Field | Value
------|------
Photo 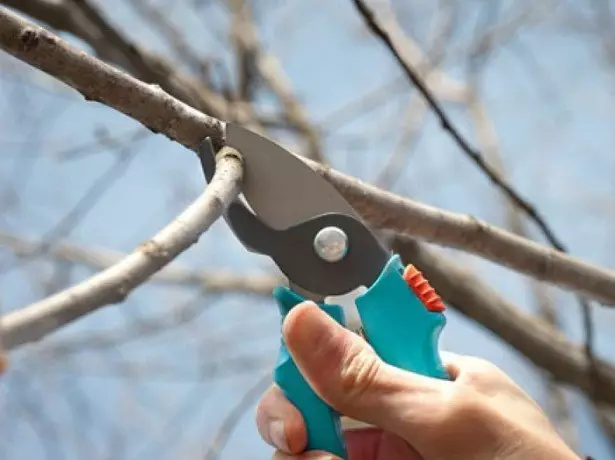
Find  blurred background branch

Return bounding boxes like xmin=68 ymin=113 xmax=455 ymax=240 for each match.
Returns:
xmin=1 ymin=1 xmax=615 ymax=459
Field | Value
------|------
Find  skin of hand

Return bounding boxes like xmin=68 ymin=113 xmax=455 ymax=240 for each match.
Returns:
xmin=255 ymin=301 xmax=581 ymax=460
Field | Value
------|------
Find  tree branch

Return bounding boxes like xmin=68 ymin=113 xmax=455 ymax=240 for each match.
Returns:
xmin=228 ymin=0 xmax=325 ymax=162
xmin=373 ymin=95 xmax=426 ymax=188
xmin=307 ymin=161 xmax=615 ymax=306
xmin=350 ymin=0 xmax=567 ymax=252
xmin=596 ymin=404 xmax=615 ymax=454
xmin=468 ymin=92 xmax=579 ymax=450
xmin=373 ymin=1 xmax=454 ymax=188
xmin=2 ymin=6 xmax=615 ymax=308
xmin=203 ymin=372 xmax=271 ymax=460
xmin=0 ymin=148 xmax=244 ymax=350
xmin=388 ymin=234 xmax=615 ymax=406
xmin=0 ymin=3 xmax=224 ymax=149
xmin=125 ymin=0 xmax=208 ymax=76
xmin=1 ymin=0 xmax=235 ymax=124
xmin=0 ymin=230 xmax=280 ymax=294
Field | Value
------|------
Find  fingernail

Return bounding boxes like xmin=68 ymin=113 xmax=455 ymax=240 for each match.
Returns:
xmin=268 ymin=419 xmax=289 ymax=452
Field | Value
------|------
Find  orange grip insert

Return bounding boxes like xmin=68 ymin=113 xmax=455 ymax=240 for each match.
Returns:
xmin=402 ymin=265 xmax=446 ymax=312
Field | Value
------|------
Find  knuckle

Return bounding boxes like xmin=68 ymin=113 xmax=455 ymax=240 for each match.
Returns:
xmin=337 ymin=343 xmax=381 ymax=403
xmin=255 ymin=387 xmax=276 ymax=420
xmin=462 ymin=357 xmax=503 ymax=382
xmin=436 ymin=384 xmax=487 ymax=426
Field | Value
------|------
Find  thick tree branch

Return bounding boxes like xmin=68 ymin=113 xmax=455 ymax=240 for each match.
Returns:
xmin=2 ymin=7 xmax=615 ymax=307
xmin=0 ymin=149 xmax=244 ymax=350
xmin=308 ymin=162 xmax=615 ymax=306
xmin=468 ymin=93 xmax=580 ymax=449
xmin=2 ymin=0 xmax=270 ymax=145
xmin=596 ymin=405 xmax=615 ymax=453
xmin=350 ymin=0 xmax=567 ymax=252
xmin=1 ymin=0 xmax=234 ymax=121
xmin=0 ymin=3 xmax=224 ymax=149
xmin=6 ymin=224 xmax=615 ymax=411
xmin=389 ymin=234 xmax=615 ymax=406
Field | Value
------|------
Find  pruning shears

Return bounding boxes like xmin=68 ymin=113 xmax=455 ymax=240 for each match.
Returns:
xmin=199 ymin=123 xmax=449 ymax=458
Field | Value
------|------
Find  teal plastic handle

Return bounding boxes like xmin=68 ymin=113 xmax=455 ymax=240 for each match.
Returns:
xmin=272 ymin=254 xmax=448 ymax=459
xmin=355 ymin=254 xmax=449 ymax=379
xmin=273 ymin=286 xmax=347 ymax=458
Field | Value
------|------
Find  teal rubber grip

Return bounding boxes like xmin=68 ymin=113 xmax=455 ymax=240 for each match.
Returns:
xmin=355 ymin=254 xmax=449 ymax=379
xmin=272 ymin=254 xmax=448 ymax=459
xmin=273 ymin=286 xmax=347 ymax=458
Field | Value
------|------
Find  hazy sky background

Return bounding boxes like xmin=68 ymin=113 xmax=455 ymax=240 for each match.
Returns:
xmin=1 ymin=1 xmax=615 ymax=459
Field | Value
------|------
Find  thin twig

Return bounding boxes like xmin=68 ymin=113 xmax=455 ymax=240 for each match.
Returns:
xmin=203 ymin=372 xmax=271 ymax=460
xmin=350 ymin=0 xmax=567 ymax=251
xmin=0 ymin=229 xmax=281 ymax=292
xmin=38 ymin=354 xmax=271 ymax=382
xmin=125 ymin=0 xmax=208 ymax=74
xmin=228 ymin=0 xmax=325 ymax=162
xmin=0 ymin=148 xmax=244 ymax=349
xmin=373 ymin=95 xmax=426 ymax=188
xmin=373 ymin=0 xmax=456 ymax=187
xmin=55 ymin=126 xmax=148 ymax=161
xmin=0 ymin=145 xmax=140 ymax=274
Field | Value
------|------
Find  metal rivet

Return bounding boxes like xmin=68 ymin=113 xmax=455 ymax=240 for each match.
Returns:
xmin=313 ymin=226 xmax=348 ymax=262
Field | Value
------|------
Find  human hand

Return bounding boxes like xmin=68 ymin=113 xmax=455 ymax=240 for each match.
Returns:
xmin=255 ymin=301 xmax=580 ymax=460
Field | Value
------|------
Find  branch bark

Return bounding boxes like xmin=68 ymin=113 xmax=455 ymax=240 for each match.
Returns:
xmin=0 ymin=148 xmax=244 ymax=350
xmin=1 ymin=6 xmax=615 ymax=307
xmin=1 ymin=0 xmax=235 ymax=123
xmin=350 ymin=0 xmax=567 ymax=252
xmin=468 ymin=92 xmax=579 ymax=450
xmin=0 ymin=3 xmax=225 ymax=148
xmin=307 ymin=161 xmax=615 ymax=306
xmin=388 ymin=234 xmax=615 ymax=406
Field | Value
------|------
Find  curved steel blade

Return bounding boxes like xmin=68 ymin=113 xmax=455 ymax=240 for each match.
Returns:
xmin=225 ymin=122 xmax=361 ymax=230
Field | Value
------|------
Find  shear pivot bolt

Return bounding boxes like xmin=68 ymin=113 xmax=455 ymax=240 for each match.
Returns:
xmin=313 ymin=226 xmax=348 ymax=263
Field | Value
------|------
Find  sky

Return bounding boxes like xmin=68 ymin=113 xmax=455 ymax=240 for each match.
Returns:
xmin=1 ymin=0 xmax=615 ymax=459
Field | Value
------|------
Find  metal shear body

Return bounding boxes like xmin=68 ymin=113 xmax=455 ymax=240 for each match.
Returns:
xmin=199 ymin=123 xmax=448 ymax=459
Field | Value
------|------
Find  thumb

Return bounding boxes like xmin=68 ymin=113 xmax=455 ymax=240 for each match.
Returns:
xmin=282 ymin=301 xmax=443 ymax=436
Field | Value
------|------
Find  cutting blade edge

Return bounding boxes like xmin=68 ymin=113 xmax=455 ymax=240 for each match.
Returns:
xmin=225 ymin=123 xmax=361 ymax=230
xmin=288 ymin=281 xmax=325 ymax=304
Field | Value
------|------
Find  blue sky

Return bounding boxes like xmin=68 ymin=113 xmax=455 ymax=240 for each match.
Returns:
xmin=1 ymin=0 xmax=615 ymax=458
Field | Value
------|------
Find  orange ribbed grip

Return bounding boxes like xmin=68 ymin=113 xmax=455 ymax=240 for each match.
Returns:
xmin=402 ymin=265 xmax=446 ymax=312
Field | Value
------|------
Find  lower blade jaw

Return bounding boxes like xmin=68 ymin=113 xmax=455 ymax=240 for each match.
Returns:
xmin=288 ymin=281 xmax=326 ymax=304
